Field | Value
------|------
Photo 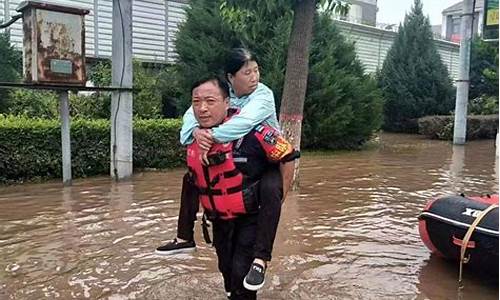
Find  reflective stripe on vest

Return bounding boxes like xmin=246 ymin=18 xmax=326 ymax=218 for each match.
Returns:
xmin=187 ymin=141 xmax=245 ymax=220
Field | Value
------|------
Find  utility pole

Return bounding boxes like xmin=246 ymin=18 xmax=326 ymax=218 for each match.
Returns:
xmin=453 ymin=0 xmax=474 ymax=145
xmin=110 ymin=0 xmax=133 ymax=179
xmin=59 ymin=91 xmax=72 ymax=186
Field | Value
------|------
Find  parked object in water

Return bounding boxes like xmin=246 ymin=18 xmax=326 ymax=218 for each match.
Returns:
xmin=418 ymin=194 xmax=499 ymax=275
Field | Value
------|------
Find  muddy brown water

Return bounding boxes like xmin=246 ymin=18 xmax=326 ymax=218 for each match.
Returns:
xmin=0 ymin=133 xmax=498 ymax=299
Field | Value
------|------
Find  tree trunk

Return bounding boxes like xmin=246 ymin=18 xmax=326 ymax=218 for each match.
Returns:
xmin=279 ymin=0 xmax=316 ymax=189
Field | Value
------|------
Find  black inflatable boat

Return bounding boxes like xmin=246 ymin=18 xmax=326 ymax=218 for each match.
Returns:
xmin=418 ymin=194 xmax=499 ymax=274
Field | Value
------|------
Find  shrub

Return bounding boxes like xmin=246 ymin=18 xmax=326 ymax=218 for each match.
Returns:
xmin=133 ymin=62 xmax=163 ymax=119
xmin=469 ymin=38 xmax=499 ymax=115
xmin=6 ymin=89 xmax=59 ymax=118
xmin=86 ymin=60 xmax=167 ymax=119
xmin=470 ymin=38 xmax=498 ymax=100
xmin=469 ymin=95 xmax=499 ymax=115
xmin=418 ymin=115 xmax=498 ymax=140
xmin=133 ymin=118 xmax=185 ymax=169
xmin=0 ymin=115 xmax=184 ymax=183
xmin=70 ymin=92 xmax=111 ymax=119
xmin=88 ymin=60 xmax=112 ymax=87
xmin=378 ymin=0 xmax=455 ymax=132
xmin=157 ymin=67 xmax=182 ymax=118
xmin=0 ymin=32 xmax=22 ymax=113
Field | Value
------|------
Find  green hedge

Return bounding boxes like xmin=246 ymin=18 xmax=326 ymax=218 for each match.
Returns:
xmin=0 ymin=116 xmax=184 ymax=183
xmin=418 ymin=114 xmax=498 ymax=140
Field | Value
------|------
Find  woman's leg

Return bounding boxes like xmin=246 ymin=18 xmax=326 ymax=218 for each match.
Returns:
xmin=253 ymin=165 xmax=283 ymax=261
xmin=176 ymin=172 xmax=199 ymax=241
xmin=155 ymin=172 xmax=198 ymax=254
xmin=243 ymin=166 xmax=282 ymax=290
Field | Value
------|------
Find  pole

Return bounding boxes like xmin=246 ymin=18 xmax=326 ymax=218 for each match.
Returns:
xmin=453 ymin=0 xmax=474 ymax=145
xmin=59 ymin=90 xmax=72 ymax=186
xmin=110 ymin=0 xmax=133 ymax=180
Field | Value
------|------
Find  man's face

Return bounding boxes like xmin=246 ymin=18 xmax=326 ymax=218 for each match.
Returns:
xmin=192 ymin=80 xmax=229 ymax=128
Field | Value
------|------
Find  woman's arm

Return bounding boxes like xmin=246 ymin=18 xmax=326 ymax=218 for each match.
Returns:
xmin=253 ymin=124 xmax=300 ymax=202
xmin=211 ymin=86 xmax=276 ymax=143
xmin=179 ymin=106 xmax=198 ymax=145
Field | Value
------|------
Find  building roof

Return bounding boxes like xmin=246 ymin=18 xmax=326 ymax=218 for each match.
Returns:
xmin=443 ymin=0 xmax=484 ymax=14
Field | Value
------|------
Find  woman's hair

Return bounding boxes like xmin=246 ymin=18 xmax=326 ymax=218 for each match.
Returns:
xmin=224 ymin=48 xmax=257 ymax=78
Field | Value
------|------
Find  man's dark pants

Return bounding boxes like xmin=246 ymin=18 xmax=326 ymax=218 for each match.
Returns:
xmin=213 ymin=214 xmax=258 ymax=299
xmin=176 ymin=166 xmax=283 ymax=261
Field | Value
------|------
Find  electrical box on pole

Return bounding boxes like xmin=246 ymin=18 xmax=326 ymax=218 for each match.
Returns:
xmin=483 ymin=0 xmax=499 ymax=41
xmin=17 ymin=1 xmax=89 ymax=86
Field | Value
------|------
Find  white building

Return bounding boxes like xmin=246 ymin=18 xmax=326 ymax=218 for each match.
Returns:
xmin=0 ymin=0 xmax=188 ymax=62
xmin=1 ymin=0 xmax=459 ymax=80
xmin=441 ymin=0 xmax=484 ymax=42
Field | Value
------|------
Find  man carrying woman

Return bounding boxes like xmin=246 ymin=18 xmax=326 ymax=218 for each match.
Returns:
xmin=155 ymin=48 xmax=296 ymax=294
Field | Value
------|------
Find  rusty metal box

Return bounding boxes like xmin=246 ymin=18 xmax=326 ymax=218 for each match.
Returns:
xmin=17 ymin=1 xmax=89 ymax=86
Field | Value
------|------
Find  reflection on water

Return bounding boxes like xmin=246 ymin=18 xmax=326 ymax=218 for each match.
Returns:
xmin=0 ymin=133 xmax=498 ymax=299
xmin=450 ymin=145 xmax=466 ymax=193
xmin=416 ymin=255 xmax=498 ymax=300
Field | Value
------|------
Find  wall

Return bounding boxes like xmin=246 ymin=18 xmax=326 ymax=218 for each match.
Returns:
xmin=335 ymin=20 xmax=460 ymax=81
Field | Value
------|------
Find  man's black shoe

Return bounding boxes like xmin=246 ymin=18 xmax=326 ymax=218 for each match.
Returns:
xmin=155 ymin=238 xmax=196 ymax=255
xmin=243 ymin=262 xmax=266 ymax=291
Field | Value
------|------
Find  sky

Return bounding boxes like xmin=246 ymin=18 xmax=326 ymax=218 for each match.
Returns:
xmin=377 ymin=0 xmax=461 ymax=26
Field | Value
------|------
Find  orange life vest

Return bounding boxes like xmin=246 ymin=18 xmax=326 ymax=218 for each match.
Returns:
xmin=187 ymin=141 xmax=246 ymax=220
xmin=187 ymin=109 xmax=295 ymax=220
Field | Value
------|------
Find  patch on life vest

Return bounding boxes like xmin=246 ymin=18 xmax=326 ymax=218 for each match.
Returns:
xmin=254 ymin=125 xmax=293 ymax=161
xmin=263 ymin=131 xmax=277 ymax=145
xmin=268 ymin=136 xmax=292 ymax=161
xmin=254 ymin=124 xmax=265 ymax=133
xmin=234 ymin=137 xmax=244 ymax=150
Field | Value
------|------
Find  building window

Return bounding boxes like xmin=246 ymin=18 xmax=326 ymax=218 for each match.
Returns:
xmin=348 ymin=4 xmax=363 ymax=24
xmin=452 ymin=17 xmax=461 ymax=34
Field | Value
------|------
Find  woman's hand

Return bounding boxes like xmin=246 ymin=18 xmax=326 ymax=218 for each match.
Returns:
xmin=193 ymin=128 xmax=213 ymax=166
xmin=200 ymin=150 xmax=210 ymax=166
xmin=193 ymin=128 xmax=214 ymax=151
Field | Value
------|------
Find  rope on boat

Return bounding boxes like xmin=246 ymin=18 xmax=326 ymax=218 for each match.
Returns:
xmin=458 ymin=203 xmax=499 ymax=287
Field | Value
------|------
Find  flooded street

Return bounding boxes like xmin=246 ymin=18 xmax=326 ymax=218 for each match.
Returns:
xmin=0 ymin=133 xmax=498 ymax=299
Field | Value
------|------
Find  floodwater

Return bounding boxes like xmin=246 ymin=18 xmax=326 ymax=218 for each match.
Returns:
xmin=0 ymin=133 xmax=498 ymax=299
